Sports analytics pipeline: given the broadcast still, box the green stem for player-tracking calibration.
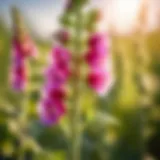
[69,80,82,160]
[16,93,25,160]
[18,87,30,160]
[69,9,83,160]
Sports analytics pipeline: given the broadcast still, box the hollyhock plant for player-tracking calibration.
[38,1,112,160]
[39,45,71,125]
[10,7,39,160]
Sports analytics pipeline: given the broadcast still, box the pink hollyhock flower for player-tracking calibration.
[86,33,108,67]
[85,50,107,68]
[10,35,37,92]
[47,88,67,101]
[87,70,110,96]
[88,33,108,51]
[13,36,37,58]
[46,46,71,84]
[39,45,71,125]
[11,75,26,91]
[11,52,25,68]
[52,46,71,64]
[39,98,66,126]
[45,66,69,87]
[10,63,27,91]
[86,33,111,95]
[21,36,38,58]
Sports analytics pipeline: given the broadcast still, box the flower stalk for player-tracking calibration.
[69,9,83,160]
[38,1,110,160]
[11,7,37,160]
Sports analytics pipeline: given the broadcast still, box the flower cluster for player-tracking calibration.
[10,35,37,91]
[38,46,71,125]
[85,33,110,96]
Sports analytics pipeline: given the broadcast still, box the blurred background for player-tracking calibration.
[0,0,160,159]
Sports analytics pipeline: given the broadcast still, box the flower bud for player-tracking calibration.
[55,30,70,44]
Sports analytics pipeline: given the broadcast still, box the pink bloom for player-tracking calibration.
[22,41,37,58]
[10,64,27,91]
[87,70,110,96]
[39,45,71,125]
[52,46,71,64]
[86,33,108,68]
[85,50,107,68]
[13,36,37,58]
[10,35,37,91]
[54,62,71,78]
[45,66,69,87]
[47,88,66,101]
[10,45,26,91]
[39,98,66,126]
[23,37,38,58]
[11,53,25,68]
[11,75,26,91]
[86,33,110,95]
[46,46,71,85]
[88,33,108,50]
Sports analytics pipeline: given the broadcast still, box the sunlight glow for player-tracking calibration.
[1,0,160,40]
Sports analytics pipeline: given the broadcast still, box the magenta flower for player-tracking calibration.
[87,70,110,96]
[10,60,27,91]
[47,88,67,100]
[39,45,71,125]
[85,49,107,68]
[88,33,108,51]
[10,35,37,92]
[39,98,66,126]
[52,46,71,64]
[13,36,37,58]
[45,66,68,87]
[11,51,25,68]
[11,74,26,91]
[86,33,110,96]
